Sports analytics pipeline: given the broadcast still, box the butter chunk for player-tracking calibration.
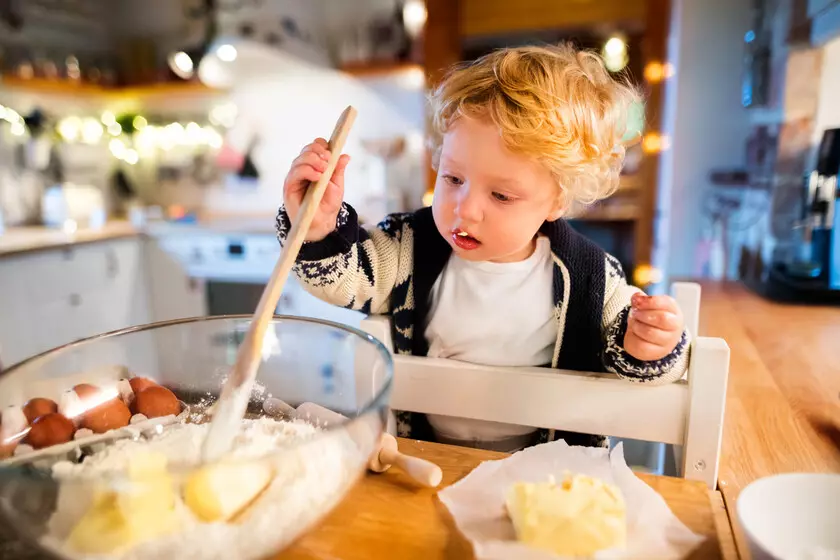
[184,460,274,523]
[505,473,627,557]
[67,451,180,554]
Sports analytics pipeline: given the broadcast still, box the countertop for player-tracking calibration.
[0,215,279,258]
[698,281,840,558]
[0,221,139,258]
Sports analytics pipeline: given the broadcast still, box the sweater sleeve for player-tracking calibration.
[600,254,690,385]
[275,202,413,315]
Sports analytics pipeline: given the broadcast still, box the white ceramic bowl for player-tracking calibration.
[737,473,840,560]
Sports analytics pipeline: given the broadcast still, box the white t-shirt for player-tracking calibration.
[423,235,557,445]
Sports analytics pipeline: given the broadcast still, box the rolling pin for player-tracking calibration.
[266,398,443,488]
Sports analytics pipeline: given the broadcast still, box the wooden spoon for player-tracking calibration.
[201,106,358,462]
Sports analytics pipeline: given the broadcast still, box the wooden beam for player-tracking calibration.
[422,0,462,198]
[633,0,671,285]
[391,354,690,445]
[461,0,647,37]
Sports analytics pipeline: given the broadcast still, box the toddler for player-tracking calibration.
[276,44,689,452]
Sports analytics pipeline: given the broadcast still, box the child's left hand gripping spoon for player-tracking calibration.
[201,106,358,463]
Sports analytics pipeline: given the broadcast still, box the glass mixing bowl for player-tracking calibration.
[0,315,393,560]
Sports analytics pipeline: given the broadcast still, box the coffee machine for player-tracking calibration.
[752,127,840,303]
[796,128,839,285]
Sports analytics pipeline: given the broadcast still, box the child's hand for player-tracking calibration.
[623,293,684,362]
[283,138,351,242]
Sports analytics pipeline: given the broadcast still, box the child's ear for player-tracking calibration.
[546,207,565,221]
[546,195,566,221]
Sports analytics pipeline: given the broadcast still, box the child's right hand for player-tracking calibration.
[283,138,351,242]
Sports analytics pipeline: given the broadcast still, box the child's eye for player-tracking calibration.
[492,192,514,203]
[443,174,463,186]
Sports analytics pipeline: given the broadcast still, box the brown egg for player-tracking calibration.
[128,377,157,395]
[25,413,75,449]
[82,399,131,434]
[23,398,58,424]
[72,383,103,410]
[134,386,181,418]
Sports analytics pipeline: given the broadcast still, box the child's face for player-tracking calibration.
[432,117,563,263]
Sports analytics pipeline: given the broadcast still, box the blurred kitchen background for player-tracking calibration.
[0,0,839,367]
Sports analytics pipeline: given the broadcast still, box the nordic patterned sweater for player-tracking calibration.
[275,203,690,448]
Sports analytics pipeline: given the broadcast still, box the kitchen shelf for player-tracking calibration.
[0,76,226,98]
[0,76,228,117]
[573,205,640,222]
[339,61,424,78]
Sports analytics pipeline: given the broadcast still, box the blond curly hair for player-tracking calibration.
[428,43,641,209]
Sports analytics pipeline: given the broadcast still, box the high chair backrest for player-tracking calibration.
[359,281,729,490]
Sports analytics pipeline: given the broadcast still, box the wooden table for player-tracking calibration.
[696,282,840,558]
[283,439,737,559]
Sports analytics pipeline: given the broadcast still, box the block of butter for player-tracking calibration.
[67,451,180,554]
[505,473,627,557]
[184,460,274,522]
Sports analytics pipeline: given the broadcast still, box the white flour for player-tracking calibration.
[42,418,362,560]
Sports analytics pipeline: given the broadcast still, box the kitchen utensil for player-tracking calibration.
[202,106,358,462]
[368,432,443,487]
[737,473,840,560]
[266,398,442,488]
[0,315,393,559]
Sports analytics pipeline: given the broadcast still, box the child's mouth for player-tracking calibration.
[451,229,480,250]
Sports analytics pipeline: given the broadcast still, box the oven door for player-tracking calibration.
[204,275,365,328]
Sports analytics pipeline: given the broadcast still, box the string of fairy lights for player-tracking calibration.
[0,101,238,165]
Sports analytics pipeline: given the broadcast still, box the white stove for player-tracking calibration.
[148,225,364,328]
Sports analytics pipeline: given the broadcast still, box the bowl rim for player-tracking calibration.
[736,472,840,555]
[0,314,394,465]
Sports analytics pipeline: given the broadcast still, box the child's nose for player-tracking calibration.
[455,187,482,223]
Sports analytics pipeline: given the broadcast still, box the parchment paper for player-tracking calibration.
[437,441,705,559]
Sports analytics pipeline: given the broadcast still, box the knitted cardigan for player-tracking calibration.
[276,203,690,447]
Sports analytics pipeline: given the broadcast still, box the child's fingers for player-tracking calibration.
[292,151,328,173]
[631,293,680,313]
[287,165,323,190]
[331,154,350,186]
[321,180,344,212]
[624,337,665,361]
[629,309,681,332]
[300,140,331,161]
[321,156,349,209]
[629,319,674,347]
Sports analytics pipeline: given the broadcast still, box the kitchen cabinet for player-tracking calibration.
[143,237,207,323]
[0,238,150,368]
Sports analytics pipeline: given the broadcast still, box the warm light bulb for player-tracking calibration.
[109,138,127,158]
[604,37,626,57]
[633,264,663,286]
[81,118,103,144]
[58,116,82,142]
[216,44,238,62]
[602,35,628,72]
[403,0,428,38]
[642,133,670,154]
[169,51,194,79]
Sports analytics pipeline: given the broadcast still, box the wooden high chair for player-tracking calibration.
[359,281,729,490]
